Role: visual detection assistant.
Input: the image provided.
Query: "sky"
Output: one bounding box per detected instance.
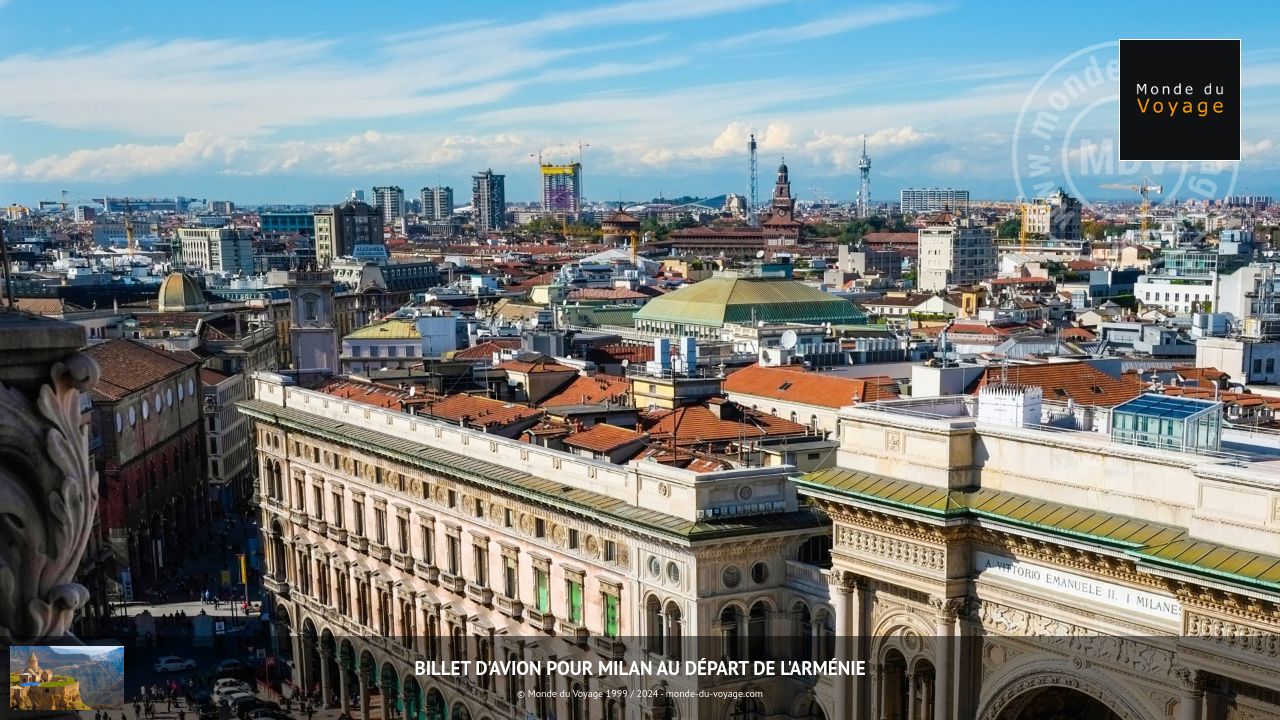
[1,0,1279,207]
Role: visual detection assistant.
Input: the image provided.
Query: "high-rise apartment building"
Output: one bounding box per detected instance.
[176,226,254,274]
[372,186,405,226]
[900,188,970,214]
[472,169,507,234]
[917,214,997,291]
[1022,188,1082,243]
[421,186,454,221]
[540,163,582,215]
[313,200,383,267]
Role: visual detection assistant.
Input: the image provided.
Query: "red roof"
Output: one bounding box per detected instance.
[563,423,648,453]
[585,343,655,367]
[417,393,542,428]
[200,368,230,387]
[968,361,1143,407]
[453,339,522,361]
[989,276,1053,286]
[1058,327,1097,341]
[539,374,633,408]
[723,364,899,408]
[320,379,411,409]
[640,404,809,445]
[83,338,201,401]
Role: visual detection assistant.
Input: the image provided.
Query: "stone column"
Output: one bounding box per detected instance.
[290,623,306,695]
[851,579,868,719]
[1176,667,1204,720]
[339,657,350,714]
[359,669,371,720]
[905,671,918,720]
[825,570,854,720]
[929,596,961,720]
[319,641,331,710]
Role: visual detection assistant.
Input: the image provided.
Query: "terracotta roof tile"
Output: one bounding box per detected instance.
[563,423,648,453]
[452,339,522,361]
[539,374,633,408]
[640,404,810,445]
[497,356,576,374]
[320,379,411,409]
[413,393,543,428]
[83,338,201,401]
[723,364,899,409]
[968,361,1143,407]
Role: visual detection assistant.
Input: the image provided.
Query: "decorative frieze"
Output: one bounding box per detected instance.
[837,526,945,571]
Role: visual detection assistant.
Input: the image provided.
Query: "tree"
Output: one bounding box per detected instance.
[996,218,1021,239]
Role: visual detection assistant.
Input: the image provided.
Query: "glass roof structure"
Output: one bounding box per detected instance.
[1110,393,1222,454]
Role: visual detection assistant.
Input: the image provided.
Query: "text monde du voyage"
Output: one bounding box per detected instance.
[417,659,869,678]
[1134,82,1228,118]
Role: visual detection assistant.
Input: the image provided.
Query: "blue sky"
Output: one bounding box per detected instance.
[1,0,1278,206]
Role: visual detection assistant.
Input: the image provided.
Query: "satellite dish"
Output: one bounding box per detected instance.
[780,329,799,349]
[756,249,766,259]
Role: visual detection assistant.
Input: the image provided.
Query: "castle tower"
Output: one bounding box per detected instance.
[283,267,338,374]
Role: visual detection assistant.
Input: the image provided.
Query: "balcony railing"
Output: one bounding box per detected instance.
[495,595,523,621]
[558,619,589,646]
[524,608,556,633]
[785,560,830,596]
[416,562,439,583]
[370,542,392,563]
[466,583,494,607]
[592,636,625,661]
[439,572,466,595]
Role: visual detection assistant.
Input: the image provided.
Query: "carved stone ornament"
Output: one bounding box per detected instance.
[0,311,101,642]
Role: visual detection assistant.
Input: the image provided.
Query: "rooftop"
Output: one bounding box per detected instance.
[83,338,201,401]
[633,274,866,328]
[343,318,421,341]
[722,364,899,409]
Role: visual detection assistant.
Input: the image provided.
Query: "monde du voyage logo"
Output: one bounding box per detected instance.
[1120,39,1241,161]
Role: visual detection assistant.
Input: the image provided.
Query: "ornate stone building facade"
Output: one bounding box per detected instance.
[242,372,841,720]
[798,388,1280,720]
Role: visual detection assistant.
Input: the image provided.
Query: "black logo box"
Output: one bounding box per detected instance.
[1119,39,1240,162]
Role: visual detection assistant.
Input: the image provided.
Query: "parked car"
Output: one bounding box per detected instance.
[154,656,197,673]
[214,679,251,694]
[214,688,255,706]
[232,697,278,720]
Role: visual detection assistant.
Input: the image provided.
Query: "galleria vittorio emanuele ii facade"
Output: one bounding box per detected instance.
[243,373,1280,720]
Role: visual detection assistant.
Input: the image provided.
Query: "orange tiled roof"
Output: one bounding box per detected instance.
[200,368,230,387]
[419,393,542,428]
[563,423,648,453]
[641,404,809,445]
[723,364,899,408]
[320,379,411,409]
[452,339,522,361]
[539,374,633,408]
[1058,327,1097,341]
[968,361,1143,407]
[83,338,201,401]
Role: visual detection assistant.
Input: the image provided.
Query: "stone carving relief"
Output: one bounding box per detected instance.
[0,351,100,641]
[976,601,1175,677]
[1185,613,1280,659]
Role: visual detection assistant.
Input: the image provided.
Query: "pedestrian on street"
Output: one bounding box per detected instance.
[307,703,315,720]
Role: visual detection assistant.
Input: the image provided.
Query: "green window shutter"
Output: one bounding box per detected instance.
[604,594,620,638]
[536,570,550,612]
[569,581,583,624]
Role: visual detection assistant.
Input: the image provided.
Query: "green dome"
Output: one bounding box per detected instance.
[634,273,865,329]
[158,272,206,312]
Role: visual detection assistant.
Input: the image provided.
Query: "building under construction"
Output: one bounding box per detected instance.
[540,162,582,216]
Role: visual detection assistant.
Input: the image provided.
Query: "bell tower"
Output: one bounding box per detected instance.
[283,265,338,374]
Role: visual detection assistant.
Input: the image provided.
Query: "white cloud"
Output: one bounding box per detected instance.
[711,3,948,49]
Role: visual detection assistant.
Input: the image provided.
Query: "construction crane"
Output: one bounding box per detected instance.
[1099,177,1162,241]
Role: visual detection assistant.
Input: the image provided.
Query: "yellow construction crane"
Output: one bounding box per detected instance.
[1099,177,1162,241]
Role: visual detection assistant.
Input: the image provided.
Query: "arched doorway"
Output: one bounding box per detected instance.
[338,640,358,712]
[274,606,294,684]
[910,659,936,720]
[300,618,321,698]
[452,701,472,720]
[878,649,909,720]
[402,676,422,720]
[359,650,379,717]
[381,662,401,719]
[747,602,768,661]
[321,629,338,708]
[993,686,1122,720]
[424,688,445,720]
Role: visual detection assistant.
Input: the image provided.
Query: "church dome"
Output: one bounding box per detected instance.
[158,272,206,312]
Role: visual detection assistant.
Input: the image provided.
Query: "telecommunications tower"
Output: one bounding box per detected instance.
[857,135,871,218]
[748,133,759,226]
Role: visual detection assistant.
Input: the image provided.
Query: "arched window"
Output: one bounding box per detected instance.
[646,596,664,654]
[748,602,769,661]
[729,698,762,720]
[719,606,743,661]
[790,411,798,423]
[793,602,812,665]
[569,682,586,720]
[815,610,835,661]
[664,601,683,661]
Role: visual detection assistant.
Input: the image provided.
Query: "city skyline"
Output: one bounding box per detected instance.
[1,0,1279,205]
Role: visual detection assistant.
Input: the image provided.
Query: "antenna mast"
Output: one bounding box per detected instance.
[857,134,871,218]
[748,133,759,227]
